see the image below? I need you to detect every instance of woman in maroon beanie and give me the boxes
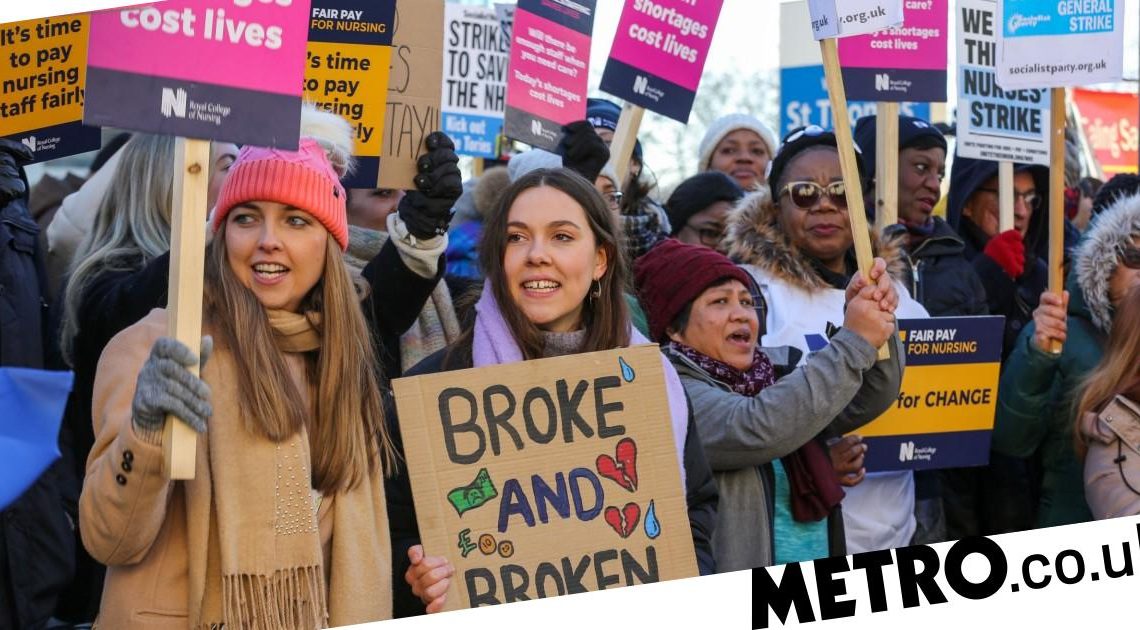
[634,239,902,571]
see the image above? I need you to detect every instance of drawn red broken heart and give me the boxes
[595,437,638,492]
[604,503,641,538]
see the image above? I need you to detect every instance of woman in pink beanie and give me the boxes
[79,108,461,627]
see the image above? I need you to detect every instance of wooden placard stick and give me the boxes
[998,160,1015,233]
[820,38,890,361]
[1047,86,1066,355]
[163,137,211,479]
[472,157,485,178]
[607,102,645,186]
[873,101,899,234]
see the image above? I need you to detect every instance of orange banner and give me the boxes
[1072,88,1139,176]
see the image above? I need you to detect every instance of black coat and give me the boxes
[0,191,75,630]
[886,217,988,318]
[54,238,442,622]
[385,339,719,617]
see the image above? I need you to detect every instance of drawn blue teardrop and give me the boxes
[645,500,660,539]
[619,356,636,382]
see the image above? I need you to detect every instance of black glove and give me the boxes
[132,336,213,437]
[0,138,33,206]
[556,120,609,183]
[398,131,462,240]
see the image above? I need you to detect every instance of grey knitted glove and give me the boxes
[131,336,213,441]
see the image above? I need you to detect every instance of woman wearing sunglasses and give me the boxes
[993,191,1140,528]
[722,126,926,556]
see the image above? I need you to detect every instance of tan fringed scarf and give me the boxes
[186,310,392,629]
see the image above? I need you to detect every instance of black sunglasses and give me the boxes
[1119,244,1140,270]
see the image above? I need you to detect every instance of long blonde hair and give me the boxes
[1075,286,1140,459]
[60,134,176,364]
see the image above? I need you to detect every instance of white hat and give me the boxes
[697,113,778,174]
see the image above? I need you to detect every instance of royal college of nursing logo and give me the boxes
[159,87,231,126]
[161,87,187,118]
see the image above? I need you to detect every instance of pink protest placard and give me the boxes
[838,0,948,102]
[85,0,311,148]
[599,0,723,123]
[502,0,595,152]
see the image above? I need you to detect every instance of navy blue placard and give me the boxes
[309,0,395,46]
[517,0,596,37]
[599,57,696,123]
[2,120,101,165]
[862,430,994,472]
[842,67,948,103]
[898,316,1005,367]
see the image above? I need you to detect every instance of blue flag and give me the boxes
[0,367,73,510]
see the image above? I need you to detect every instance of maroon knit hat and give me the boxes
[634,239,753,342]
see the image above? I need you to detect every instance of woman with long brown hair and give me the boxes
[390,167,718,614]
[1076,286,1140,519]
[77,112,455,627]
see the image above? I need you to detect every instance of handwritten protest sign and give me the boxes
[380,0,443,188]
[503,0,595,151]
[838,0,948,102]
[1072,88,1139,176]
[393,345,697,610]
[305,0,394,188]
[1,13,100,163]
[779,2,928,136]
[807,0,903,40]
[996,0,1125,89]
[598,0,723,124]
[955,0,1050,165]
[441,4,509,159]
[85,0,311,148]
[853,317,1004,472]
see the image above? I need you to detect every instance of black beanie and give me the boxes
[767,125,867,194]
[852,114,947,184]
[665,171,745,235]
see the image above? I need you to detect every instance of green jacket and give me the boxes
[992,279,1105,527]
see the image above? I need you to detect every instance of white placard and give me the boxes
[995,0,1125,88]
[806,0,904,40]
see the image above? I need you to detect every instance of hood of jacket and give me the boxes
[1074,192,1140,334]
[722,188,907,293]
[946,155,1051,260]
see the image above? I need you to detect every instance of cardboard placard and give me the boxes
[1072,88,1139,176]
[955,0,1050,165]
[441,4,509,159]
[779,1,929,136]
[85,0,311,148]
[995,0,1125,89]
[304,0,395,188]
[838,0,948,102]
[854,317,1005,472]
[380,0,444,189]
[1,13,101,163]
[598,0,724,123]
[806,0,903,40]
[502,0,595,151]
[392,345,698,610]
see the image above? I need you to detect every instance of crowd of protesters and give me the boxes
[2,95,1140,629]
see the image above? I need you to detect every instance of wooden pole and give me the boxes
[163,137,210,479]
[998,161,1015,233]
[607,103,645,186]
[820,38,890,361]
[1048,87,1066,355]
[472,157,485,177]
[874,102,899,234]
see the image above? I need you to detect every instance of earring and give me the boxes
[591,279,602,299]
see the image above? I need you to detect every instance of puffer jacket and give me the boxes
[884,217,988,317]
[992,193,1140,526]
[666,328,901,571]
[946,155,1080,360]
[723,189,919,555]
[0,187,75,630]
[1080,395,1140,520]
